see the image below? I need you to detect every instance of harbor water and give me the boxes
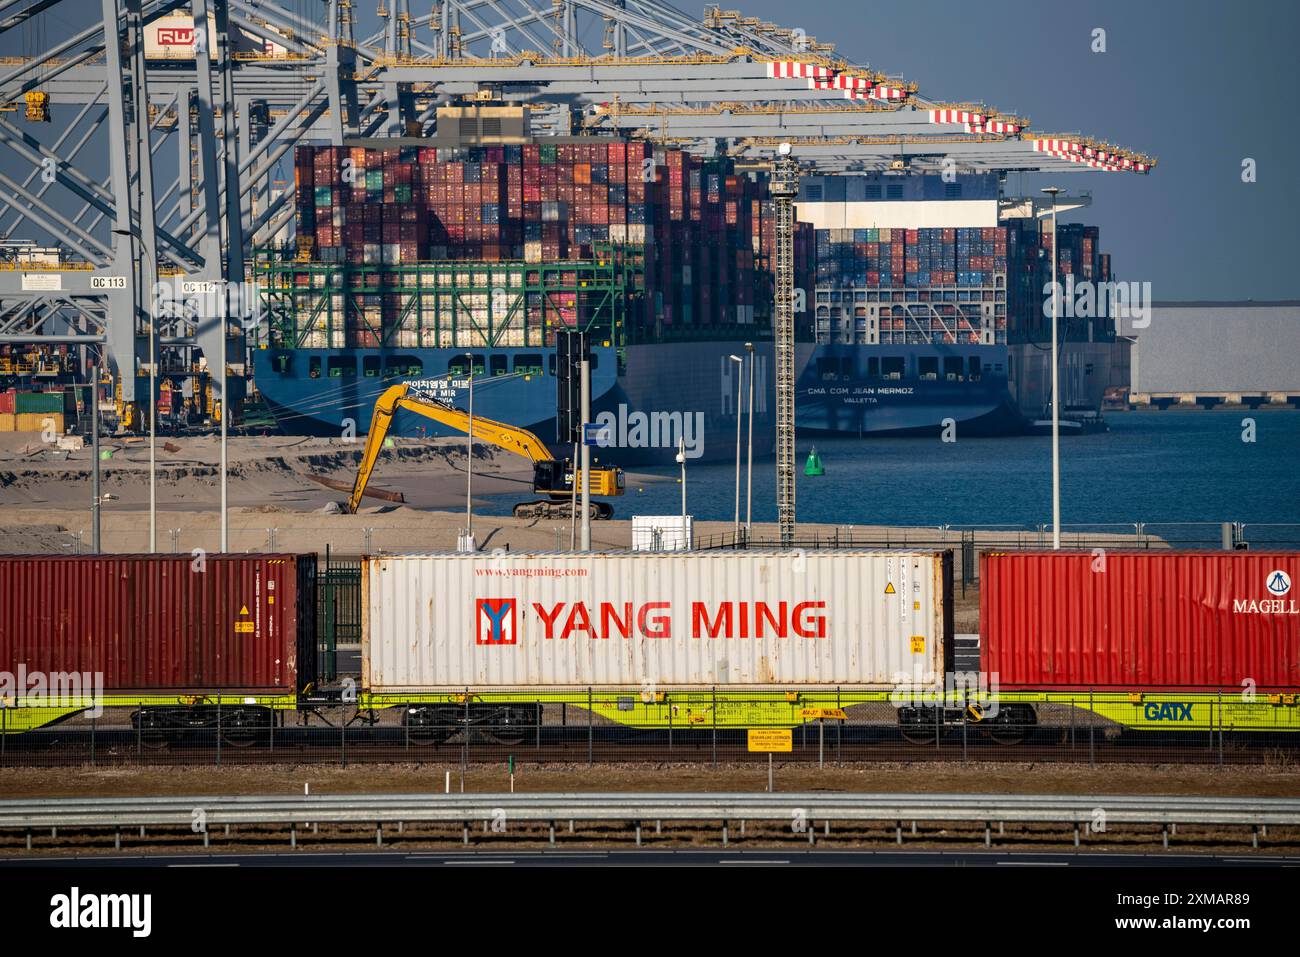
[482,410,1300,530]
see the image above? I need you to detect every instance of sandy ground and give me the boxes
[0,432,533,513]
[0,429,1147,552]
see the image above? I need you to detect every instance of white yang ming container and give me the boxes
[362,551,953,691]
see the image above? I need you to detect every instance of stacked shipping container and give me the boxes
[1007,220,1113,341]
[0,388,70,433]
[811,219,1111,346]
[814,225,1010,289]
[288,141,808,349]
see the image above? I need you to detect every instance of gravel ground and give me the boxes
[3,761,1298,799]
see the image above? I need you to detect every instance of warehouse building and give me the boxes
[1116,301,1300,407]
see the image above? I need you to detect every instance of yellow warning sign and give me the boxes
[239,605,250,616]
[910,635,926,654]
[235,622,255,634]
[747,728,793,752]
[884,582,896,595]
[800,707,848,721]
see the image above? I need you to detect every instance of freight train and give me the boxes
[0,551,1296,747]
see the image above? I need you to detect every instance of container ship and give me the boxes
[796,172,1116,438]
[253,114,1115,462]
[254,118,803,465]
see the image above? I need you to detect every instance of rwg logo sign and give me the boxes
[476,599,517,645]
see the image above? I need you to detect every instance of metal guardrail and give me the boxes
[2,792,1295,850]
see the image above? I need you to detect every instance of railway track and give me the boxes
[1,722,1292,767]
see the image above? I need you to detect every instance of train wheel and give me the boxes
[406,728,450,745]
[595,502,614,520]
[987,706,1035,745]
[403,707,452,746]
[219,708,270,748]
[132,710,171,750]
[219,730,259,747]
[493,706,540,746]
[897,709,938,744]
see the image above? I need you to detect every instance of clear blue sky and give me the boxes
[720,0,1298,300]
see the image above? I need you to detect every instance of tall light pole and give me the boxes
[728,353,744,538]
[219,289,228,552]
[579,357,591,552]
[90,359,101,553]
[676,438,688,551]
[745,341,754,536]
[1042,186,1062,550]
[113,227,156,552]
[465,352,474,544]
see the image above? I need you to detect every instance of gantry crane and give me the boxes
[0,0,1155,458]
[347,383,625,519]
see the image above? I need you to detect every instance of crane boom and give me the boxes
[347,382,623,516]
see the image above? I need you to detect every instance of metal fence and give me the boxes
[316,548,361,681]
[41,522,1300,560]
[2,690,1295,769]
[693,522,1300,553]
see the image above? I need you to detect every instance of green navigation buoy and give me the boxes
[804,447,824,476]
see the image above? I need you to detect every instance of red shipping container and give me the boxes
[0,389,14,414]
[0,555,317,694]
[981,551,1300,690]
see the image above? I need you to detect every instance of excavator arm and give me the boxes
[347,382,574,514]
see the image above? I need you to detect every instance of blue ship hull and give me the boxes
[253,339,1032,464]
[795,342,1022,437]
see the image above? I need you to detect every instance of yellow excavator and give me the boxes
[347,383,625,519]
